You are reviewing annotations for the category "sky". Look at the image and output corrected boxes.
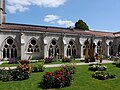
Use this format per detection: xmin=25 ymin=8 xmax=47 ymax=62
xmin=6 ymin=0 xmax=120 ymax=32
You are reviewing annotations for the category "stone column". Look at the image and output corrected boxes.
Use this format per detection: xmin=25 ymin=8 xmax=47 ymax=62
xmin=44 ymin=45 xmax=48 ymax=58
xmin=94 ymin=46 xmax=97 ymax=54
xmin=64 ymin=45 xmax=67 ymax=57
xmin=107 ymin=45 xmax=110 ymax=56
xmin=0 ymin=0 xmax=3 ymax=24
xmin=85 ymin=45 xmax=89 ymax=63
xmin=80 ymin=45 xmax=83 ymax=58
xmin=100 ymin=47 xmax=102 ymax=63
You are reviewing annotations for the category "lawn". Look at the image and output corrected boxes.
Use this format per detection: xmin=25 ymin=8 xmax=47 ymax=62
xmin=0 ymin=63 xmax=120 ymax=90
xmin=0 ymin=60 xmax=82 ymax=67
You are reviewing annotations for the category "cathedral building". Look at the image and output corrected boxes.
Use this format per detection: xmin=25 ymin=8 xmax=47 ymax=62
xmin=0 ymin=0 xmax=120 ymax=61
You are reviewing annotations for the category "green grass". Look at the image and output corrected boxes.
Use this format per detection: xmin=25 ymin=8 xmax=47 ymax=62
xmin=0 ymin=62 xmax=44 ymax=67
xmin=0 ymin=60 xmax=82 ymax=67
xmin=0 ymin=63 xmax=18 ymax=67
xmin=0 ymin=63 xmax=120 ymax=90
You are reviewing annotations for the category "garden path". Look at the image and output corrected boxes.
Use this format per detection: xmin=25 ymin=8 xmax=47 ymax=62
xmin=0 ymin=60 xmax=113 ymax=70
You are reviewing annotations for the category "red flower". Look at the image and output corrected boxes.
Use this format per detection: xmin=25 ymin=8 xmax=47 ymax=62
xmin=62 ymin=77 xmax=65 ymax=81
xmin=46 ymin=72 xmax=53 ymax=76
xmin=67 ymin=71 xmax=70 ymax=75
xmin=56 ymin=74 xmax=61 ymax=78
xmin=55 ymin=70 xmax=60 ymax=74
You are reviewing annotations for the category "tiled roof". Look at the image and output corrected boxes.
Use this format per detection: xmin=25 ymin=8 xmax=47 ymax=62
xmin=0 ymin=23 xmax=114 ymax=37
xmin=113 ymin=32 xmax=120 ymax=37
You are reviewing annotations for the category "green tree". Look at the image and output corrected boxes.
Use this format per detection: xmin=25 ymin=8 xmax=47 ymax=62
xmin=75 ymin=20 xmax=89 ymax=30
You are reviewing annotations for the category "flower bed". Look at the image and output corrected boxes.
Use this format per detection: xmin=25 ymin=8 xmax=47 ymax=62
xmin=92 ymin=71 xmax=116 ymax=80
xmin=0 ymin=60 xmax=31 ymax=82
xmin=88 ymin=63 xmax=107 ymax=71
xmin=40 ymin=64 xmax=76 ymax=89
xmin=32 ymin=64 xmax=45 ymax=72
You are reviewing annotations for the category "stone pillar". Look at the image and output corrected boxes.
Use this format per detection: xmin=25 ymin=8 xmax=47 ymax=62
xmin=0 ymin=0 xmax=3 ymax=24
xmin=64 ymin=45 xmax=67 ymax=57
xmin=100 ymin=47 xmax=102 ymax=63
xmin=44 ymin=45 xmax=48 ymax=58
xmin=94 ymin=46 xmax=97 ymax=54
xmin=107 ymin=45 xmax=110 ymax=56
xmin=80 ymin=45 xmax=83 ymax=58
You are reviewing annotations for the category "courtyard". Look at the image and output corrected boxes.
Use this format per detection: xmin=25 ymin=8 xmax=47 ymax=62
xmin=0 ymin=59 xmax=120 ymax=90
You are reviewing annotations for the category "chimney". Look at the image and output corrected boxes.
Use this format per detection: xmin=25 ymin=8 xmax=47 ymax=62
xmin=0 ymin=0 xmax=3 ymax=24
xmin=2 ymin=0 xmax=6 ymax=23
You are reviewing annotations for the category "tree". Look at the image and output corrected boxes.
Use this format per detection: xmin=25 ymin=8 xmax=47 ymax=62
xmin=75 ymin=20 xmax=89 ymax=30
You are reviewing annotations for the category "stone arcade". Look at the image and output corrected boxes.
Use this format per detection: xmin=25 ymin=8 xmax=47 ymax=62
xmin=0 ymin=0 xmax=120 ymax=61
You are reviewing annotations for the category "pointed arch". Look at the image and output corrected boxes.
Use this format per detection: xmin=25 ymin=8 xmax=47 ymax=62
xmin=26 ymin=37 xmax=40 ymax=53
xmin=48 ymin=38 xmax=60 ymax=58
xmin=1 ymin=36 xmax=18 ymax=59
xmin=97 ymin=40 xmax=102 ymax=55
xmin=67 ymin=40 xmax=77 ymax=57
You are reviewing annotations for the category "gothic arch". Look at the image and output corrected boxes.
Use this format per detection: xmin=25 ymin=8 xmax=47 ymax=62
xmin=48 ymin=39 xmax=60 ymax=57
xmin=1 ymin=36 xmax=18 ymax=59
xmin=26 ymin=37 xmax=40 ymax=53
xmin=66 ymin=40 xmax=77 ymax=57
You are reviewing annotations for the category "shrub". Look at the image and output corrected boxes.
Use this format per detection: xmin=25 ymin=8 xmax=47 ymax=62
xmin=40 ymin=64 xmax=76 ymax=89
xmin=115 ymin=62 xmax=120 ymax=67
xmin=42 ymin=72 xmax=54 ymax=89
xmin=0 ymin=68 xmax=13 ymax=82
xmin=8 ymin=58 xmax=18 ymax=64
xmin=14 ymin=63 xmax=31 ymax=80
xmin=92 ymin=71 xmax=116 ymax=80
xmin=19 ymin=60 xmax=30 ymax=64
xmin=60 ymin=64 xmax=76 ymax=74
xmin=62 ymin=57 xmax=71 ymax=62
xmin=32 ymin=64 xmax=45 ymax=72
xmin=44 ymin=57 xmax=53 ymax=63
xmin=88 ymin=63 xmax=107 ymax=71
xmin=0 ymin=62 xmax=31 ymax=82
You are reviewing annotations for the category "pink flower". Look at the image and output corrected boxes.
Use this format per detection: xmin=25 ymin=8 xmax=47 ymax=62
xmin=67 ymin=71 xmax=70 ymax=75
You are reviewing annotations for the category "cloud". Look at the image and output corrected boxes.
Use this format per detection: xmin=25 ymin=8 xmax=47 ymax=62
xmin=57 ymin=19 xmax=74 ymax=27
xmin=44 ymin=15 xmax=59 ymax=23
xmin=44 ymin=14 xmax=75 ymax=27
xmin=7 ymin=0 xmax=67 ymax=13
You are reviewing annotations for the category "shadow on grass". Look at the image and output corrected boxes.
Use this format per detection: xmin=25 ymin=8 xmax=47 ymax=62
xmin=38 ymin=82 xmax=47 ymax=89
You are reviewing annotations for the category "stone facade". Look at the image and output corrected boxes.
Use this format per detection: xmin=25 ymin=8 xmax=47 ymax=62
xmin=0 ymin=0 xmax=120 ymax=61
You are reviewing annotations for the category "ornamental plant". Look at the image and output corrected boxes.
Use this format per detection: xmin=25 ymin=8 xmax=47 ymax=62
xmin=8 ymin=58 xmax=16 ymax=64
xmin=92 ymin=71 xmax=116 ymax=80
xmin=44 ymin=57 xmax=53 ymax=63
xmin=32 ymin=64 xmax=45 ymax=72
xmin=114 ymin=62 xmax=120 ymax=67
xmin=0 ymin=68 xmax=13 ymax=82
xmin=88 ymin=63 xmax=107 ymax=71
xmin=62 ymin=57 xmax=71 ymax=62
xmin=40 ymin=64 xmax=75 ymax=89
xmin=0 ymin=61 xmax=31 ymax=82
xmin=61 ymin=64 xmax=76 ymax=74
xmin=42 ymin=72 xmax=54 ymax=88
xmin=19 ymin=60 xmax=30 ymax=64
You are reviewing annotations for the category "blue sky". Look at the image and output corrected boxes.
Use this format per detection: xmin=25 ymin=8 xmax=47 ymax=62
xmin=6 ymin=0 xmax=120 ymax=32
